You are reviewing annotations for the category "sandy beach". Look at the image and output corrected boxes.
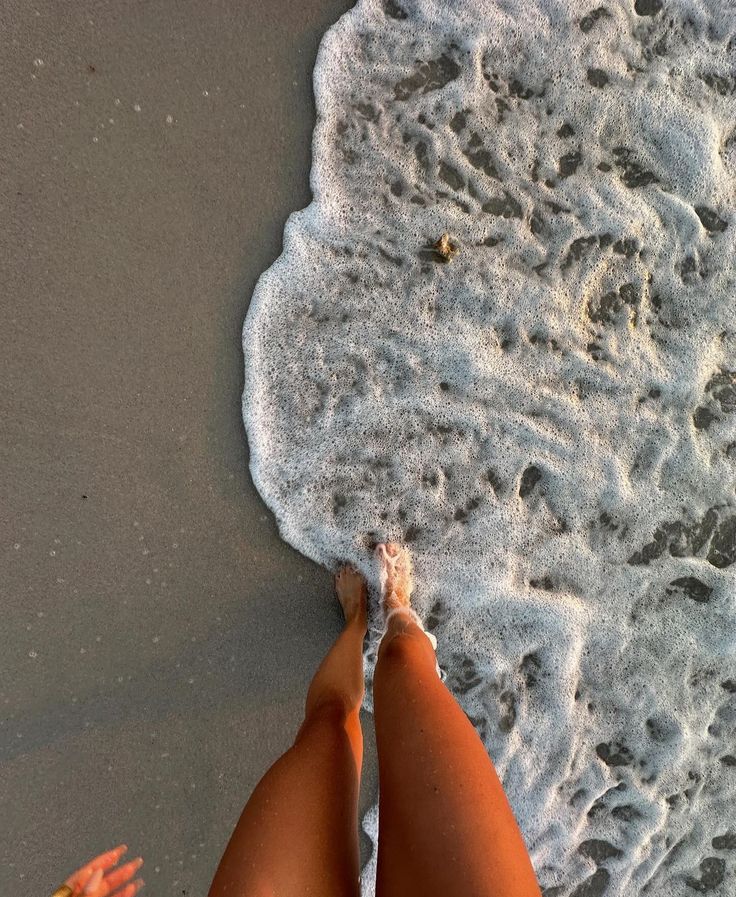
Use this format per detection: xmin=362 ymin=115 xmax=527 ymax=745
xmin=0 ymin=2 xmax=378 ymax=894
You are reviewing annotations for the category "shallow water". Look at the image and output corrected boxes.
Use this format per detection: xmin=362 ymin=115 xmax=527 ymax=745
xmin=242 ymin=1 xmax=736 ymax=893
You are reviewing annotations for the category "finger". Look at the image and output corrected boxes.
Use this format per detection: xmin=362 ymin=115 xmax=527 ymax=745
xmin=68 ymin=866 xmax=97 ymax=896
xmin=92 ymin=845 xmax=129 ymax=872
xmin=110 ymin=878 xmax=144 ymax=897
xmin=102 ymin=858 xmax=144 ymax=893
xmin=83 ymin=868 xmax=104 ymax=895
xmin=68 ymin=845 xmax=129 ymax=885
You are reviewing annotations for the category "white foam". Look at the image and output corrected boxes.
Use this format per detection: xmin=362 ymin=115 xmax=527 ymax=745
xmin=243 ymin=1 xmax=736 ymax=894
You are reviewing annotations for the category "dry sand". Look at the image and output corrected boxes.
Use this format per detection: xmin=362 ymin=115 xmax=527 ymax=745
xmin=0 ymin=1 xmax=377 ymax=893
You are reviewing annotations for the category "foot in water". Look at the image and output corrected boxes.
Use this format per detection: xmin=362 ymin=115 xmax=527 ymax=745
xmin=335 ymin=564 xmax=368 ymax=626
xmin=374 ymin=541 xmax=414 ymax=615
xmin=375 ymin=542 xmax=438 ymax=654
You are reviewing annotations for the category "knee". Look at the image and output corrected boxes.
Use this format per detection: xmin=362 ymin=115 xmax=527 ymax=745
xmin=377 ymin=626 xmax=436 ymax=669
xmin=301 ymin=691 xmax=354 ymax=733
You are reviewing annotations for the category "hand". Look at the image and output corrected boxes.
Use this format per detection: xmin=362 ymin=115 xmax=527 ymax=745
xmin=64 ymin=844 xmax=144 ymax=897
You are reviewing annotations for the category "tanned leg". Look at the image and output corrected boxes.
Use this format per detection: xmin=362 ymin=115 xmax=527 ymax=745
xmin=208 ymin=566 xmax=368 ymax=897
xmin=373 ymin=544 xmax=542 ymax=897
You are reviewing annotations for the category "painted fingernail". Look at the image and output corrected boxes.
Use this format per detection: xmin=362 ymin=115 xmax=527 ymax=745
xmin=135 ymin=858 xmax=144 ymax=868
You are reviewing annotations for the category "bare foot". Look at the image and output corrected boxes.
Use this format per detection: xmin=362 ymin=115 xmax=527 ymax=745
xmin=335 ymin=564 xmax=368 ymax=625
xmin=375 ymin=542 xmax=413 ymax=615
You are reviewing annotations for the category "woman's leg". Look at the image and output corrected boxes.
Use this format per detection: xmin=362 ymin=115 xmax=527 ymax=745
xmin=208 ymin=567 xmax=367 ymax=897
xmin=372 ymin=544 xmax=542 ymax=897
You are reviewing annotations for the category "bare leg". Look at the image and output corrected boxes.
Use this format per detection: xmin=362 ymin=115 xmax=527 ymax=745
xmin=373 ymin=544 xmax=542 ymax=897
xmin=208 ymin=567 xmax=367 ymax=897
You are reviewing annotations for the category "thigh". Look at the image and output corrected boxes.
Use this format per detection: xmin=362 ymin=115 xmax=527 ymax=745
xmin=373 ymin=630 xmax=541 ymax=897
xmin=209 ymin=704 xmax=361 ymax=897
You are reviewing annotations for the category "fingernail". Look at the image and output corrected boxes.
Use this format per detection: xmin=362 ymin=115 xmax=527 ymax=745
xmin=135 ymin=858 xmax=144 ymax=868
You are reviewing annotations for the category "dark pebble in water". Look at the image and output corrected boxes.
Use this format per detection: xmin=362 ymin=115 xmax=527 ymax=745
xmin=482 ymin=191 xmax=523 ymax=218
xmin=563 ymin=234 xmax=598 ymax=267
xmin=499 ymin=690 xmax=517 ymax=732
xmin=712 ymin=832 xmax=736 ymax=850
xmin=449 ymin=111 xmax=466 ymax=133
xmin=713 ymin=384 xmax=736 ymax=414
xmin=463 ymin=146 xmax=499 ymax=179
xmin=628 ymin=509 xmax=719 ymax=566
xmin=599 ymin=511 xmax=619 ymax=531
xmin=570 ymin=868 xmax=610 ymax=897
xmin=635 ymin=0 xmax=663 ymax=15
xmin=587 ymin=69 xmax=609 ymax=88
xmin=705 ymin=369 xmax=736 ymax=412
xmin=521 ymin=651 xmax=542 ymax=686
xmin=530 ymin=575 xmax=554 ymax=591
xmin=707 ymin=515 xmax=736 ymax=568
xmin=701 ymin=73 xmax=736 ymax=97
xmin=611 ymin=804 xmax=642 ymax=821
xmin=559 ymin=151 xmax=583 ymax=177
xmin=612 ymin=147 xmax=658 ymax=188
xmin=578 ymin=839 xmax=624 ymax=862
xmin=496 ymin=97 xmax=511 ymax=117
xmin=425 ymin=599 xmax=445 ymax=631
xmin=720 ymin=755 xmax=736 ymax=766
xmin=557 ymin=122 xmax=575 ymax=138
xmin=613 ymin=238 xmax=638 ymax=257
xmin=509 ymin=78 xmax=535 ymax=99
xmin=438 ymin=159 xmax=465 ymax=191
xmin=684 ymin=857 xmax=726 ymax=892
xmin=596 ymin=741 xmax=633 ymax=766
xmin=587 ymin=288 xmax=623 ymax=325
xmin=414 ymin=140 xmax=428 ymax=168
xmin=394 ymin=53 xmax=461 ymax=101
xmin=665 ymin=576 xmax=713 ymax=603
xmin=695 ymin=206 xmax=728 ymax=233
xmin=598 ymin=162 xmax=612 ymax=172
xmin=530 ymin=211 xmax=545 ymax=236
xmin=390 ymin=180 xmax=404 ymax=196
xmin=453 ymin=655 xmax=483 ymax=694
xmin=693 ymin=406 xmax=718 ymax=430
xmin=382 ymin=0 xmax=408 ymax=19
xmin=646 ymin=716 xmax=674 ymax=742
xmin=721 ymin=679 xmax=736 ymax=692
xmin=519 ymin=464 xmax=542 ymax=498
xmin=579 ymin=7 xmax=612 ymax=33
xmin=485 ymin=468 xmax=503 ymax=493
xmin=404 ymin=524 xmax=420 ymax=542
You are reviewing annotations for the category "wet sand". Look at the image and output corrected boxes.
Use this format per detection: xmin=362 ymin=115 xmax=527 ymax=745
xmin=0 ymin=1 xmax=377 ymax=893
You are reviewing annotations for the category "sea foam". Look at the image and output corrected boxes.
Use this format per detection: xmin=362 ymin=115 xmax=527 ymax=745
xmin=242 ymin=1 xmax=736 ymax=893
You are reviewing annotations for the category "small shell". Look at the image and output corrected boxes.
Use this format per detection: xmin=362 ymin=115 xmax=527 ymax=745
xmin=433 ymin=232 xmax=459 ymax=261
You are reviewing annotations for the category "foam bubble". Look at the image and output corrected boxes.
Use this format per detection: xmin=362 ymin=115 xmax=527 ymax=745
xmin=243 ymin=1 xmax=736 ymax=894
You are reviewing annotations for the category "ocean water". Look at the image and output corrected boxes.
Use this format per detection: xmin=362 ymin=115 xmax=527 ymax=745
xmin=242 ymin=1 xmax=736 ymax=894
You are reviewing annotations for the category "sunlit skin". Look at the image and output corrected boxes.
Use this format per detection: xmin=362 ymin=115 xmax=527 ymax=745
xmin=209 ymin=544 xmax=542 ymax=897
xmin=63 ymin=845 xmax=144 ymax=897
